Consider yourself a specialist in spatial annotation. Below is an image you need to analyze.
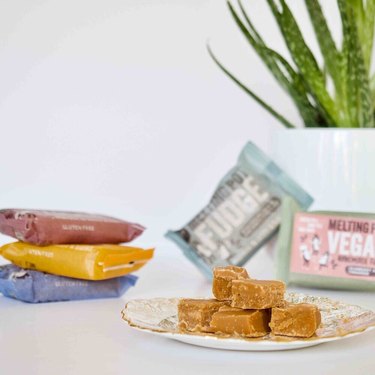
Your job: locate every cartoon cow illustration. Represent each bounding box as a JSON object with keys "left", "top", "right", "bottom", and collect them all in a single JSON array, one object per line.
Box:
[
  {"left": 300, "top": 244, "right": 311, "bottom": 266},
  {"left": 319, "top": 252, "right": 330, "bottom": 270},
  {"left": 312, "top": 234, "right": 321, "bottom": 254}
]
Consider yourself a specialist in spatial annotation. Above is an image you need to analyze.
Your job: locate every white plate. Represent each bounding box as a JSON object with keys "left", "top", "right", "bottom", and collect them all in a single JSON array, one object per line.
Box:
[
  {"left": 122, "top": 293, "right": 375, "bottom": 351},
  {"left": 131, "top": 325, "right": 374, "bottom": 351}
]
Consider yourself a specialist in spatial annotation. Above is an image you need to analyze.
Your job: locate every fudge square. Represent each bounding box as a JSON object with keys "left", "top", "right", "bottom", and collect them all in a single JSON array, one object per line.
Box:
[
  {"left": 231, "top": 279, "right": 285, "bottom": 309},
  {"left": 212, "top": 266, "right": 249, "bottom": 301},
  {"left": 270, "top": 303, "right": 321, "bottom": 338},
  {"left": 210, "top": 306, "right": 270, "bottom": 338},
  {"left": 178, "top": 299, "right": 228, "bottom": 333}
]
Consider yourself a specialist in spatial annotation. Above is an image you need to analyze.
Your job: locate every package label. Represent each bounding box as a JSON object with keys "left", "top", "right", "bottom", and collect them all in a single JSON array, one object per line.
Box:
[
  {"left": 290, "top": 213, "right": 375, "bottom": 280},
  {"left": 181, "top": 169, "right": 281, "bottom": 267}
]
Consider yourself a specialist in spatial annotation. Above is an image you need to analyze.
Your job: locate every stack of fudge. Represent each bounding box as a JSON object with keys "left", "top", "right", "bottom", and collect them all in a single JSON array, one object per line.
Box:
[{"left": 178, "top": 266, "right": 321, "bottom": 339}]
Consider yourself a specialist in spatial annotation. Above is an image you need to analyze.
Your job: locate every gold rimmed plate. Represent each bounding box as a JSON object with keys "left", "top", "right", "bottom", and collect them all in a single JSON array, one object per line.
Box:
[{"left": 121, "top": 293, "right": 375, "bottom": 351}]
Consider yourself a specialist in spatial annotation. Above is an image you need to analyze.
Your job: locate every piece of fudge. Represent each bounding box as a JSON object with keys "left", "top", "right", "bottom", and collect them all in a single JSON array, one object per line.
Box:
[
  {"left": 178, "top": 299, "right": 228, "bottom": 333},
  {"left": 269, "top": 303, "right": 321, "bottom": 338},
  {"left": 212, "top": 266, "right": 249, "bottom": 301},
  {"left": 231, "top": 279, "right": 285, "bottom": 309},
  {"left": 210, "top": 306, "right": 270, "bottom": 337}
]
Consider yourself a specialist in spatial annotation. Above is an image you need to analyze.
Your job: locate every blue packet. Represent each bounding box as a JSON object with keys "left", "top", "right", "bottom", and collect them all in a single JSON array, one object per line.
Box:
[
  {"left": 0, "top": 264, "right": 138, "bottom": 303},
  {"left": 166, "top": 142, "right": 313, "bottom": 279}
]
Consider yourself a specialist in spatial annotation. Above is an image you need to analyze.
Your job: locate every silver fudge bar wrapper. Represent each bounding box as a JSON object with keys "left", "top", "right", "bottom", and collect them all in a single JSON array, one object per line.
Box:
[{"left": 166, "top": 142, "right": 313, "bottom": 279}]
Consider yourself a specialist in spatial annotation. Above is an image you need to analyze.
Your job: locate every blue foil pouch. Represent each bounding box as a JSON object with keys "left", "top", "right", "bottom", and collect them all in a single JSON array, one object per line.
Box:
[
  {"left": 166, "top": 142, "right": 313, "bottom": 279},
  {"left": 0, "top": 264, "right": 138, "bottom": 303}
]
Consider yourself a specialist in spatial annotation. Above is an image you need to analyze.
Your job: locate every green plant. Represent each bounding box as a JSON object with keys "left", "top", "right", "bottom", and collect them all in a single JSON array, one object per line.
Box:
[{"left": 209, "top": 0, "right": 375, "bottom": 128}]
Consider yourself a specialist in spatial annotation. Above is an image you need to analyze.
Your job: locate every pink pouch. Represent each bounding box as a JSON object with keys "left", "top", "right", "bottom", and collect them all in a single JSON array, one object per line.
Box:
[{"left": 0, "top": 209, "right": 145, "bottom": 245}]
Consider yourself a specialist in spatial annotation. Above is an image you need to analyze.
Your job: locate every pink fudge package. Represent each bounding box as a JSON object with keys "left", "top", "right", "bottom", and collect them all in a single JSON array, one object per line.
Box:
[
  {"left": 276, "top": 198, "right": 375, "bottom": 290},
  {"left": 0, "top": 209, "right": 145, "bottom": 246}
]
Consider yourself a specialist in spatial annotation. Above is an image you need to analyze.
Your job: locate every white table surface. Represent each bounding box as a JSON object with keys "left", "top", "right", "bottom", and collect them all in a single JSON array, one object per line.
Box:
[{"left": 0, "top": 238, "right": 374, "bottom": 375}]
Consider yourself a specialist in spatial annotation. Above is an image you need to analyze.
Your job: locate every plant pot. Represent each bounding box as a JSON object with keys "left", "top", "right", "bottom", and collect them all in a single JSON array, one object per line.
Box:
[{"left": 270, "top": 129, "right": 375, "bottom": 212}]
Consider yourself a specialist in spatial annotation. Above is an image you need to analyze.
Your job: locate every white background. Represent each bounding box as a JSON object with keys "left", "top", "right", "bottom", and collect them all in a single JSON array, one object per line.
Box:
[
  {"left": 0, "top": 0, "right": 343, "bottom": 241},
  {"left": 0, "top": 1, "right": 374, "bottom": 374}
]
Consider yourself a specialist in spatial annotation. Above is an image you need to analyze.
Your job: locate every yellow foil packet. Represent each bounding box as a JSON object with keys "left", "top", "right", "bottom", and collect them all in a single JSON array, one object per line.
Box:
[{"left": 0, "top": 242, "right": 154, "bottom": 280}]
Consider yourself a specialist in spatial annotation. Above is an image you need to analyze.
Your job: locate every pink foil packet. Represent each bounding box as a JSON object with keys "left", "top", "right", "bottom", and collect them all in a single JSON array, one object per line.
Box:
[
  {"left": 276, "top": 198, "right": 375, "bottom": 290},
  {"left": 0, "top": 209, "right": 145, "bottom": 246}
]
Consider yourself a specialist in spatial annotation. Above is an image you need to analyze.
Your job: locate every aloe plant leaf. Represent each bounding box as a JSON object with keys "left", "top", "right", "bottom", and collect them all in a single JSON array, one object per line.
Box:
[
  {"left": 338, "top": 0, "right": 374, "bottom": 127},
  {"left": 304, "top": 0, "right": 342, "bottom": 95},
  {"left": 208, "top": 44, "right": 295, "bottom": 128},
  {"left": 215, "top": 0, "right": 375, "bottom": 128},
  {"left": 228, "top": 1, "right": 325, "bottom": 127},
  {"left": 345, "top": 0, "right": 375, "bottom": 72},
  {"left": 266, "top": 0, "right": 339, "bottom": 125},
  {"left": 348, "top": 0, "right": 365, "bottom": 18},
  {"left": 264, "top": 48, "right": 328, "bottom": 126},
  {"left": 304, "top": 0, "right": 350, "bottom": 124},
  {"left": 237, "top": 0, "right": 264, "bottom": 44},
  {"left": 371, "top": 74, "right": 375, "bottom": 107},
  {"left": 228, "top": 2, "right": 288, "bottom": 91},
  {"left": 363, "top": 0, "right": 375, "bottom": 71},
  {"left": 339, "top": 0, "right": 360, "bottom": 127}
]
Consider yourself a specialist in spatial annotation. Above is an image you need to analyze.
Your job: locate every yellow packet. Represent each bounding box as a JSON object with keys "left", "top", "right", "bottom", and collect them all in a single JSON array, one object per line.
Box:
[{"left": 0, "top": 242, "right": 154, "bottom": 280}]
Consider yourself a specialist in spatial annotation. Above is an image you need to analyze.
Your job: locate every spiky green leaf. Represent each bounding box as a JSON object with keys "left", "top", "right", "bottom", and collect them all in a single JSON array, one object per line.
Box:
[
  {"left": 339, "top": 0, "right": 374, "bottom": 127},
  {"left": 304, "top": 0, "right": 350, "bottom": 125},
  {"left": 304, "top": 0, "right": 342, "bottom": 93},
  {"left": 229, "top": 1, "right": 324, "bottom": 127},
  {"left": 363, "top": 0, "right": 375, "bottom": 71},
  {"left": 208, "top": 44, "right": 295, "bottom": 128},
  {"left": 237, "top": 0, "right": 264, "bottom": 44},
  {"left": 266, "top": 0, "right": 339, "bottom": 125},
  {"left": 263, "top": 48, "right": 327, "bottom": 126}
]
